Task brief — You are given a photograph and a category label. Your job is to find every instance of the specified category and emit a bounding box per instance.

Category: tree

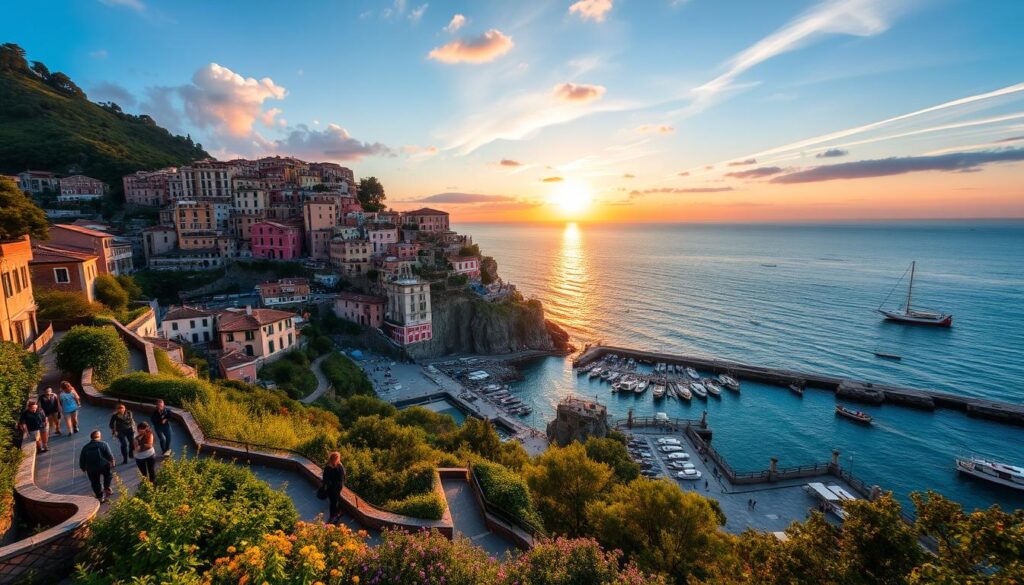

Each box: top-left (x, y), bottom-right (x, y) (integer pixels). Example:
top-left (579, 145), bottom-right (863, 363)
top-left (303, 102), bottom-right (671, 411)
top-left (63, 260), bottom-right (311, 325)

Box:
top-left (837, 493), bottom-right (922, 585)
top-left (585, 437), bottom-right (640, 483)
top-left (0, 341), bottom-right (41, 432)
top-left (587, 478), bottom-right (739, 584)
top-left (0, 177), bottom-right (48, 242)
top-left (55, 325), bottom-right (129, 384)
top-left (525, 442), bottom-right (613, 536)
top-left (94, 274), bottom-right (130, 310)
top-left (34, 288), bottom-right (104, 320)
top-left (356, 176), bottom-right (386, 212)
top-left (739, 512), bottom-right (841, 585)
top-left (115, 274), bottom-right (143, 300)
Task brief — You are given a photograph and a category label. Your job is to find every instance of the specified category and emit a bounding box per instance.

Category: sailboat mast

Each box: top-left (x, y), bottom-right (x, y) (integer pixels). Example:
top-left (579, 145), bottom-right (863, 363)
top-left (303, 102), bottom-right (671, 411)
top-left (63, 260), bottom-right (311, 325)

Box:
top-left (905, 261), bottom-right (915, 314)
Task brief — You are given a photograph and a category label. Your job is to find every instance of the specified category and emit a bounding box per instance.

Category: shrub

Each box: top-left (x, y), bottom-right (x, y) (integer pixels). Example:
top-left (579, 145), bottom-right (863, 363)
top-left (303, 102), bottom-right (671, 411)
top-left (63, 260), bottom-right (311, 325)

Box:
top-left (153, 348), bottom-right (184, 378)
top-left (354, 529), bottom-right (499, 585)
top-left (0, 341), bottom-right (38, 524)
top-left (189, 391), bottom-right (340, 450)
top-left (115, 274), bottom-right (143, 300)
top-left (0, 177), bottom-right (48, 241)
top-left (105, 372), bottom-right (210, 405)
top-left (504, 537), bottom-right (666, 585)
top-left (318, 394), bottom-right (396, 426)
top-left (474, 461), bottom-right (544, 533)
top-left (320, 352), bottom-right (374, 398)
top-left (55, 325), bottom-right (129, 384)
top-left (258, 351), bottom-right (318, 399)
top-left (384, 491), bottom-right (447, 520)
top-left (94, 274), bottom-right (129, 310)
top-left (34, 288), bottom-right (102, 321)
top-left (77, 457), bottom-right (297, 585)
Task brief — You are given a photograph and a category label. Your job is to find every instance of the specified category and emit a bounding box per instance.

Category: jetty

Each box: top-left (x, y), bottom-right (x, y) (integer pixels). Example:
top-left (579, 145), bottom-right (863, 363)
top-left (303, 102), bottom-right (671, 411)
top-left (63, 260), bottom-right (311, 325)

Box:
top-left (574, 344), bottom-right (1024, 427)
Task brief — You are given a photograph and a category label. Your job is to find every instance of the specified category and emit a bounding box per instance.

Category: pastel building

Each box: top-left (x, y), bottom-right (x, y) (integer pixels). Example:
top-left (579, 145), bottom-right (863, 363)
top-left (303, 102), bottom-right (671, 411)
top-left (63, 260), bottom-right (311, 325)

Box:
top-left (251, 221), bottom-right (302, 260)
top-left (28, 244), bottom-right (100, 302)
top-left (49, 224), bottom-right (134, 275)
top-left (449, 255), bottom-right (481, 278)
top-left (217, 306), bottom-right (297, 359)
top-left (123, 168), bottom-right (175, 207)
top-left (303, 195), bottom-right (339, 261)
top-left (0, 237), bottom-right (42, 349)
top-left (17, 170), bottom-right (60, 194)
top-left (402, 208), bottom-right (450, 233)
top-left (334, 291), bottom-right (386, 328)
top-left (161, 305), bottom-right (216, 344)
top-left (329, 238), bottom-right (371, 274)
top-left (58, 175), bottom-right (107, 202)
top-left (142, 226), bottom-right (177, 264)
top-left (367, 225), bottom-right (399, 255)
top-left (257, 278), bottom-right (311, 306)
top-left (383, 276), bottom-right (432, 346)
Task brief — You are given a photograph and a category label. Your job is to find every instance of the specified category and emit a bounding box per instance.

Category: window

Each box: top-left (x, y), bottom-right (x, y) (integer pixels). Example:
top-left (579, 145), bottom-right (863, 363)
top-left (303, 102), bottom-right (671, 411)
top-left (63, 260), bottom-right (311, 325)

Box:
top-left (245, 331), bottom-right (255, 341)
top-left (269, 339), bottom-right (275, 353)
top-left (192, 333), bottom-right (198, 343)
top-left (226, 332), bottom-right (235, 342)
top-left (19, 267), bottom-right (28, 289)
top-left (172, 322), bottom-right (179, 331)
top-left (53, 268), bottom-right (70, 284)
top-left (202, 318), bottom-right (208, 326)
top-left (189, 320), bottom-right (196, 328)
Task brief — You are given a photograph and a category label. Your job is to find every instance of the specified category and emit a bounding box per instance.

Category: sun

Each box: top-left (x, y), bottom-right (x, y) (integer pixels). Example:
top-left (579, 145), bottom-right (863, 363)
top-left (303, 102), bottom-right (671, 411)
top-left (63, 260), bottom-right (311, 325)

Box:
top-left (551, 180), bottom-right (593, 217)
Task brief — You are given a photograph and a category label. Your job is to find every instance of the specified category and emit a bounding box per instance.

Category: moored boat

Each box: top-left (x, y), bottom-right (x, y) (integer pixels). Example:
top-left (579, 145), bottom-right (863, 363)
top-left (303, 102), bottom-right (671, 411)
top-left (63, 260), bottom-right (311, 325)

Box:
top-left (589, 367), bottom-right (603, 378)
top-left (673, 382), bottom-right (692, 400)
top-left (635, 380), bottom-right (649, 394)
top-left (835, 405), bottom-right (872, 424)
top-left (718, 374), bottom-right (740, 391)
top-left (789, 383), bottom-right (804, 397)
top-left (686, 367), bottom-right (700, 380)
top-left (877, 261), bottom-right (953, 327)
top-left (955, 456), bottom-right (1024, 491)
top-left (704, 380), bottom-right (722, 397)
top-left (652, 384), bottom-right (666, 399)
top-left (690, 382), bottom-right (707, 399)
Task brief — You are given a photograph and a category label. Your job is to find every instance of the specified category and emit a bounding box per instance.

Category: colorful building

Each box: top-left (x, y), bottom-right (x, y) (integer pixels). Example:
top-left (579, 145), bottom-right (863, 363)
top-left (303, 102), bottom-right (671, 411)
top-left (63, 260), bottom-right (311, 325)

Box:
top-left (160, 305), bottom-right (216, 344)
top-left (402, 208), bottom-right (450, 232)
top-left (49, 224), bottom-right (134, 275)
top-left (334, 291), bottom-right (386, 328)
top-left (217, 306), bottom-right (298, 359)
top-left (367, 225), bottom-right (399, 255)
top-left (257, 278), bottom-right (311, 306)
top-left (383, 276), bottom-right (432, 346)
top-left (123, 168), bottom-right (175, 207)
top-left (57, 175), bottom-right (107, 202)
top-left (251, 221), bottom-right (303, 260)
top-left (329, 238), bottom-right (371, 274)
top-left (0, 237), bottom-right (42, 349)
top-left (449, 255), bottom-right (481, 278)
top-left (17, 170), bottom-right (59, 194)
top-left (28, 244), bottom-right (100, 302)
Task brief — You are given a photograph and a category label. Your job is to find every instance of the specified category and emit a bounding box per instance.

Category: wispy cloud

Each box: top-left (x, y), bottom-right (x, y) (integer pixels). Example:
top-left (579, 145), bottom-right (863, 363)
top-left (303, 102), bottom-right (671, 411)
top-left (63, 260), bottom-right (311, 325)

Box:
top-left (89, 49), bottom-right (108, 59)
top-left (553, 82), bottom-right (606, 103)
top-left (569, 0), bottom-right (613, 22)
top-left (428, 29), bottom-right (514, 64)
top-left (274, 123), bottom-right (391, 162)
top-left (414, 192), bottom-right (515, 204)
top-left (727, 158), bottom-right (757, 166)
top-left (816, 148), bottom-right (848, 158)
top-left (99, 0), bottom-right (144, 11)
top-left (90, 81), bottom-right (137, 107)
top-left (631, 187), bottom-right (734, 197)
top-left (636, 124), bottom-right (675, 134)
top-left (408, 3), bottom-right (428, 22)
top-left (772, 149), bottom-right (1024, 183)
top-left (499, 159), bottom-right (523, 167)
top-left (444, 13), bottom-right (466, 33)
top-left (725, 166), bottom-right (784, 179)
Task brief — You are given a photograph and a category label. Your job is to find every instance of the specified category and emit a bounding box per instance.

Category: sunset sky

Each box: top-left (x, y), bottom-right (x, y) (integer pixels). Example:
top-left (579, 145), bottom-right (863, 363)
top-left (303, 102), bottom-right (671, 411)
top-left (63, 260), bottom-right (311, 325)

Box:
top-left (4, 0), bottom-right (1024, 222)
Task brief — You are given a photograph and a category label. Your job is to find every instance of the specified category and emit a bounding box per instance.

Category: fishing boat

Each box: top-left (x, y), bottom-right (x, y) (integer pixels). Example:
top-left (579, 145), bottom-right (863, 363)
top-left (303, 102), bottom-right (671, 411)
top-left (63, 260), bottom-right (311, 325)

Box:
top-left (690, 382), bottom-right (708, 399)
top-left (635, 380), bottom-right (649, 394)
top-left (788, 383), bottom-right (804, 397)
top-left (718, 374), bottom-right (740, 391)
top-left (955, 456), bottom-right (1024, 491)
top-left (652, 384), bottom-right (666, 399)
top-left (673, 382), bottom-right (692, 401)
top-left (877, 261), bottom-right (953, 327)
top-left (620, 378), bottom-right (637, 393)
top-left (705, 380), bottom-right (723, 397)
top-left (835, 405), bottom-right (872, 424)
top-left (608, 372), bottom-right (620, 382)
top-left (686, 367), bottom-right (700, 380)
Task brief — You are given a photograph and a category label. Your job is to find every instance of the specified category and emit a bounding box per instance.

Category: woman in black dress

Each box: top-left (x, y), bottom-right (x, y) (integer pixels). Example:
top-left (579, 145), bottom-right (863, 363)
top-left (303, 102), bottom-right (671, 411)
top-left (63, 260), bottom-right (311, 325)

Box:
top-left (322, 451), bottom-right (346, 524)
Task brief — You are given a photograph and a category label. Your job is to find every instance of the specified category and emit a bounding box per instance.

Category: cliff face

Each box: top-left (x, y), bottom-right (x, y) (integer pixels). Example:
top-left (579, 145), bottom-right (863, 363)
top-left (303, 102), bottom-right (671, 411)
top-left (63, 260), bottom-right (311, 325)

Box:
top-left (406, 292), bottom-right (569, 359)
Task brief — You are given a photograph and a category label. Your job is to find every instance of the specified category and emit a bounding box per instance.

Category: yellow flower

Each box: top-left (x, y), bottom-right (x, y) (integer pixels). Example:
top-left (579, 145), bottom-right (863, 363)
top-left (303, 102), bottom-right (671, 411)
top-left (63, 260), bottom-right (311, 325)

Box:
top-left (227, 546), bottom-right (237, 554)
top-left (352, 577), bottom-right (360, 584)
top-left (330, 569), bottom-right (342, 578)
top-left (138, 531), bottom-right (148, 542)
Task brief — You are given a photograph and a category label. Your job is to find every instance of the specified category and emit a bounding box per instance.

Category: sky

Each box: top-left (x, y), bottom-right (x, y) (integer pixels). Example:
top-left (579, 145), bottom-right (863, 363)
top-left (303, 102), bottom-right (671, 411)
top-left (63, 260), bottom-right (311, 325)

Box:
top-left (4, 0), bottom-right (1024, 222)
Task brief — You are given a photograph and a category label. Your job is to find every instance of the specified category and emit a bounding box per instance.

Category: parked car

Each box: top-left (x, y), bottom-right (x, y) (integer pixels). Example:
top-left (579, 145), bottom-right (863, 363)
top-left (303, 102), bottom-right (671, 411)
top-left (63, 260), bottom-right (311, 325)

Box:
top-left (657, 438), bottom-right (682, 445)
top-left (660, 445), bottom-right (684, 453)
top-left (676, 468), bottom-right (702, 480)
top-left (666, 452), bottom-right (691, 460)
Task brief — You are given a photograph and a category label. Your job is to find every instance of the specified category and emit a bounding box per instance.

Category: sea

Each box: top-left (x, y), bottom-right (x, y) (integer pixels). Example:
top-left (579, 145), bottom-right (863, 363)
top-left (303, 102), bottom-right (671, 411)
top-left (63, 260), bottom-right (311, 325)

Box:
top-left (457, 221), bottom-right (1024, 513)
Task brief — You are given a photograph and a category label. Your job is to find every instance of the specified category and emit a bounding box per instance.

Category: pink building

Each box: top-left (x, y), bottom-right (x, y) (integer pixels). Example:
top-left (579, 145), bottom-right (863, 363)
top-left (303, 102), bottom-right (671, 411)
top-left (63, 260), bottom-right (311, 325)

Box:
top-left (123, 168), bottom-right (175, 207)
top-left (395, 242), bottom-right (419, 260)
top-left (402, 208), bottom-right (450, 232)
top-left (251, 221), bottom-right (302, 260)
top-left (449, 255), bottom-right (480, 278)
top-left (58, 175), bottom-right (107, 202)
top-left (334, 291), bottom-right (385, 328)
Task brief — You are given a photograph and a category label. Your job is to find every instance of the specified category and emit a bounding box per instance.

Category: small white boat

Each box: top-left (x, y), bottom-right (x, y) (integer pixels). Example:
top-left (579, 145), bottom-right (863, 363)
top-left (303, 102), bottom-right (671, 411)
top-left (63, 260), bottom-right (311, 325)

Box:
top-left (608, 372), bottom-right (620, 382)
top-left (601, 370), bottom-right (613, 380)
top-left (652, 384), bottom-right (666, 399)
top-left (589, 367), bottom-right (603, 378)
top-left (718, 374), bottom-right (740, 391)
top-left (673, 382), bottom-right (692, 401)
top-left (686, 367), bottom-right (700, 380)
top-left (690, 382), bottom-right (707, 399)
top-left (704, 380), bottom-right (722, 397)
top-left (956, 456), bottom-right (1024, 491)
top-left (635, 380), bottom-right (649, 394)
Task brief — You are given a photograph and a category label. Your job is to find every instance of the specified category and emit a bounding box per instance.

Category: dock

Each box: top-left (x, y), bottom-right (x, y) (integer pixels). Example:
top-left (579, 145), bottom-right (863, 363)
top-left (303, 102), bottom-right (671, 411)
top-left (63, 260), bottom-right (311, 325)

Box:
top-left (574, 344), bottom-right (1024, 427)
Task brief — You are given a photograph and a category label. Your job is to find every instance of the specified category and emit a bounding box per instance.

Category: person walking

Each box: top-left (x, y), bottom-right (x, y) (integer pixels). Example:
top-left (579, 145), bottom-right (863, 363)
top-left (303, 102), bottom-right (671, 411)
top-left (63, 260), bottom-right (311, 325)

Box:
top-left (109, 402), bottom-right (136, 465)
top-left (150, 399), bottom-right (172, 456)
top-left (321, 451), bottom-right (346, 524)
top-left (38, 387), bottom-right (61, 437)
top-left (133, 422), bottom-right (157, 484)
top-left (19, 400), bottom-right (48, 453)
top-left (79, 430), bottom-right (115, 502)
top-left (59, 381), bottom-right (81, 434)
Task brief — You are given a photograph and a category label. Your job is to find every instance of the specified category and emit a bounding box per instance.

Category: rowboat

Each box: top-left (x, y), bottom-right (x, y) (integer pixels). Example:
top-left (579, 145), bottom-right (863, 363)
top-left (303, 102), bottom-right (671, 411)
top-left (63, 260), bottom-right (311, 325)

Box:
top-left (652, 384), bottom-right (666, 399)
top-left (704, 380), bottom-right (722, 397)
top-left (789, 383), bottom-right (804, 397)
top-left (690, 382), bottom-right (707, 399)
top-left (686, 367), bottom-right (700, 380)
top-left (835, 405), bottom-right (872, 424)
top-left (717, 374), bottom-right (740, 391)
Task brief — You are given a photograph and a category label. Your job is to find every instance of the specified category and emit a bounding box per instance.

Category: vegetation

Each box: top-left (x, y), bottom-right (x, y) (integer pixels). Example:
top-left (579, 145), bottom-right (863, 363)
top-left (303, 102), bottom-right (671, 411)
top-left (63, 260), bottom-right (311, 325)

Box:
top-left (76, 457), bottom-right (296, 585)
top-left (584, 436), bottom-right (641, 483)
top-left (473, 461), bottom-right (544, 532)
top-left (94, 274), bottom-right (130, 310)
top-left (356, 176), bottom-right (386, 212)
top-left (54, 325), bottom-right (129, 384)
top-left (258, 350), bottom-right (319, 399)
top-left (153, 348), bottom-right (185, 378)
top-left (320, 351), bottom-right (374, 398)
top-left (132, 268), bottom-right (224, 305)
top-left (320, 309), bottom-right (362, 335)
top-left (34, 289), bottom-right (104, 321)
top-left (0, 341), bottom-right (42, 525)
top-left (0, 177), bottom-right (48, 241)
top-left (183, 344), bottom-right (210, 379)
top-left (459, 243), bottom-right (481, 257)
top-left (0, 44), bottom-right (208, 199)
top-left (107, 372), bottom-right (210, 405)
top-left (525, 442), bottom-right (614, 537)
top-left (382, 490), bottom-right (448, 520)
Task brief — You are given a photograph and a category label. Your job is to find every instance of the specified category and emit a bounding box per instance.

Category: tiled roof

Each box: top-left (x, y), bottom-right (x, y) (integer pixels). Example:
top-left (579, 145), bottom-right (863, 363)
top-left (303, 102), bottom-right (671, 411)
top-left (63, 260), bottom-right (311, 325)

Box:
top-left (219, 350), bottom-right (258, 370)
top-left (145, 336), bottom-right (182, 352)
top-left (29, 244), bottom-right (97, 264)
top-left (163, 305), bottom-right (215, 321)
top-left (404, 207), bottom-right (449, 216)
top-left (52, 223), bottom-right (112, 239)
top-left (337, 291), bottom-right (386, 304)
top-left (217, 307), bottom-right (296, 332)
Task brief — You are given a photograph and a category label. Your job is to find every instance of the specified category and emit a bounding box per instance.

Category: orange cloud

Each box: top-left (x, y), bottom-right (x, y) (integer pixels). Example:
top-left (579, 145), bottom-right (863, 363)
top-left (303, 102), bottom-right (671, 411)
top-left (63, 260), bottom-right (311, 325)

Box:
top-left (180, 63), bottom-right (286, 137)
top-left (445, 14), bottom-right (466, 33)
top-left (428, 29), bottom-right (514, 64)
top-left (636, 124), bottom-right (675, 134)
top-left (552, 82), bottom-right (606, 102)
top-left (569, 0), bottom-right (613, 22)
top-left (542, 176), bottom-right (564, 182)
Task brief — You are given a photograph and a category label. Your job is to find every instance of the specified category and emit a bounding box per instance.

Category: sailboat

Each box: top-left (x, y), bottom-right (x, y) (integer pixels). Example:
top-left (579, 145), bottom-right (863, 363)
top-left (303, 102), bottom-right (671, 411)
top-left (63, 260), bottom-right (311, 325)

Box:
top-left (877, 261), bottom-right (952, 327)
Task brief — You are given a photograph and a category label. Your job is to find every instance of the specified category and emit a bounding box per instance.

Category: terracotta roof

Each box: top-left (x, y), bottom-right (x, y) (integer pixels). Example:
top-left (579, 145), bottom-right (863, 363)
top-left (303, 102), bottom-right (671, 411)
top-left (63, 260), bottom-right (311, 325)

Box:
top-left (219, 350), bottom-right (258, 371)
top-left (52, 223), bottom-right (112, 239)
top-left (163, 305), bottom-right (215, 321)
top-left (337, 291), bottom-right (386, 304)
top-left (216, 307), bottom-right (296, 332)
top-left (29, 244), bottom-right (97, 264)
top-left (404, 208), bottom-right (449, 216)
top-left (142, 225), bottom-right (176, 232)
top-left (145, 336), bottom-right (183, 352)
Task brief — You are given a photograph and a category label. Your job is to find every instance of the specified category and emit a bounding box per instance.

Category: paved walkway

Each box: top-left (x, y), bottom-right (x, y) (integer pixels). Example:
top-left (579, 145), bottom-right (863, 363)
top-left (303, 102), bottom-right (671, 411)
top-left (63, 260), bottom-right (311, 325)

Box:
top-left (442, 478), bottom-right (516, 558)
top-left (299, 354), bottom-right (331, 404)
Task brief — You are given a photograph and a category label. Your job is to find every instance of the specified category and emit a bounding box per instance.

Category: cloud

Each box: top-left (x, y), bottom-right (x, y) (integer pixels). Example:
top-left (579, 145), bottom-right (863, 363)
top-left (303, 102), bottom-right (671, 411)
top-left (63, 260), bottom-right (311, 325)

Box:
top-left (569, 0), bottom-right (613, 22)
top-left (138, 86), bottom-right (181, 132)
top-left (179, 63), bottom-right (286, 137)
top-left (552, 82), bottom-right (606, 103)
top-left (260, 107), bottom-right (285, 128)
top-left (542, 176), bottom-right (564, 182)
top-left (816, 148), bottom-right (848, 158)
top-left (725, 166), bottom-right (784, 179)
top-left (630, 187), bottom-right (734, 197)
top-left (415, 192), bottom-right (516, 204)
top-left (274, 123), bottom-right (392, 161)
top-left (89, 49), bottom-right (108, 59)
top-left (428, 29), bottom-right (514, 64)
top-left (771, 149), bottom-right (1024, 184)
top-left (444, 13), bottom-right (466, 33)
top-left (636, 124), bottom-right (675, 134)
top-left (499, 159), bottom-right (523, 167)
top-left (997, 135), bottom-right (1024, 143)
top-left (678, 171), bottom-right (690, 177)
top-left (409, 3), bottom-right (428, 22)
top-left (99, 0), bottom-right (144, 11)
top-left (90, 81), bottom-right (137, 108)
top-left (727, 158), bottom-right (757, 166)
top-left (623, 173), bottom-right (635, 178)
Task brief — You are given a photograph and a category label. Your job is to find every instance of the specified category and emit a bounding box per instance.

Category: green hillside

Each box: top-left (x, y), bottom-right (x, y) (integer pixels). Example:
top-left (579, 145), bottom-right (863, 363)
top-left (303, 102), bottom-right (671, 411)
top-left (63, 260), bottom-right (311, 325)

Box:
top-left (0, 43), bottom-right (207, 197)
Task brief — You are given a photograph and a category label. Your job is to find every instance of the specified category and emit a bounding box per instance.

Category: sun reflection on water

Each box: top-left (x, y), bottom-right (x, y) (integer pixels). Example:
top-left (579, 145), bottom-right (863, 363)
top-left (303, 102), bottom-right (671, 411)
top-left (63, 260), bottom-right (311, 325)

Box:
top-left (546, 222), bottom-right (591, 337)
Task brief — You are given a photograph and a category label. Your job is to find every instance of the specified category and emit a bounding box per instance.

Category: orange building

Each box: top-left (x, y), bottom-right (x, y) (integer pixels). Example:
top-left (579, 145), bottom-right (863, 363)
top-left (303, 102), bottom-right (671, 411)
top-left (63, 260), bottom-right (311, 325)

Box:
top-left (29, 244), bottom-right (100, 302)
top-left (0, 236), bottom-right (41, 349)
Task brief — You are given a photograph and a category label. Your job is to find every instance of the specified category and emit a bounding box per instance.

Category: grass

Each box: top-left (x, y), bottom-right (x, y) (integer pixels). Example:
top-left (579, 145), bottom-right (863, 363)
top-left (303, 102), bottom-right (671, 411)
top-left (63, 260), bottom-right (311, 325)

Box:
top-left (153, 348), bottom-right (185, 378)
top-left (188, 391), bottom-right (339, 451)
top-left (320, 351), bottom-right (375, 398)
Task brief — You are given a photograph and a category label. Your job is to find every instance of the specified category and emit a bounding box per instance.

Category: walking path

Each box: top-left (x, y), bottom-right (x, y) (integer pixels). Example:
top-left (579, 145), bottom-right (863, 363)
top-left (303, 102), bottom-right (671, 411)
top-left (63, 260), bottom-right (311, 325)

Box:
top-left (441, 478), bottom-right (516, 558)
top-left (300, 354), bottom-right (331, 404)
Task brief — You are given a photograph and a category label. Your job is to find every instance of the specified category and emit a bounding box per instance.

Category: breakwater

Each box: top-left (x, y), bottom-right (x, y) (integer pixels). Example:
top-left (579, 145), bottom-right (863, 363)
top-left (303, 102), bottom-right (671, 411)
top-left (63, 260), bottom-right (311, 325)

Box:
top-left (574, 344), bottom-right (1024, 427)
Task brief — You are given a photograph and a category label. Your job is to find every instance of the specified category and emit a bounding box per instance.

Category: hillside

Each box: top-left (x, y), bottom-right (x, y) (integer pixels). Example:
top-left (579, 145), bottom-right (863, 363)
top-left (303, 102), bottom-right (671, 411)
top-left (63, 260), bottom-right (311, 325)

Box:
top-left (0, 43), bottom-right (207, 196)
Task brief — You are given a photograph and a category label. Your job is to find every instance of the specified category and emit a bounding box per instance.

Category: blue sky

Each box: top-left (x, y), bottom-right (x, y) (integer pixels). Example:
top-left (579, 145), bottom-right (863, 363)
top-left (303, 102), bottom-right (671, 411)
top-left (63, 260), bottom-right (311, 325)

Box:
top-left (4, 0), bottom-right (1024, 221)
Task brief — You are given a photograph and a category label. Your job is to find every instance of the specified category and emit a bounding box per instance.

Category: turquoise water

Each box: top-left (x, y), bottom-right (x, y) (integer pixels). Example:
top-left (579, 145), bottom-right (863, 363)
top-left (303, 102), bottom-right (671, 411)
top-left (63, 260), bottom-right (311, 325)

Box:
top-left (459, 221), bottom-right (1024, 513)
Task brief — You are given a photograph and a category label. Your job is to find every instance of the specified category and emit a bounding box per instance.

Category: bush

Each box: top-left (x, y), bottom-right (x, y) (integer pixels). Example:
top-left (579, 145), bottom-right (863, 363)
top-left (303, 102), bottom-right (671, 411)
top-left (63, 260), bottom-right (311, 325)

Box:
top-left (115, 274), bottom-right (143, 300)
top-left (34, 288), bottom-right (102, 321)
top-left (55, 325), bottom-right (129, 384)
top-left (474, 461), bottom-right (544, 532)
top-left (354, 529), bottom-right (499, 585)
top-left (153, 348), bottom-right (184, 378)
top-left (77, 457), bottom-right (297, 585)
top-left (0, 177), bottom-right (48, 241)
top-left (105, 372), bottom-right (210, 406)
top-left (384, 491), bottom-right (447, 520)
top-left (0, 341), bottom-right (41, 430)
top-left (320, 352), bottom-right (374, 398)
top-left (94, 274), bottom-right (129, 310)
top-left (190, 391), bottom-right (340, 450)
top-left (258, 351), bottom-right (318, 399)
top-left (504, 537), bottom-right (666, 585)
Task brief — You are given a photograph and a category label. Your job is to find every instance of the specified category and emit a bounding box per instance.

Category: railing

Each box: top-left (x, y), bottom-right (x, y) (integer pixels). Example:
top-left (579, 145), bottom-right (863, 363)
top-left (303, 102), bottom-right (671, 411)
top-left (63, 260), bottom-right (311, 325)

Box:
top-left (469, 465), bottom-right (544, 539)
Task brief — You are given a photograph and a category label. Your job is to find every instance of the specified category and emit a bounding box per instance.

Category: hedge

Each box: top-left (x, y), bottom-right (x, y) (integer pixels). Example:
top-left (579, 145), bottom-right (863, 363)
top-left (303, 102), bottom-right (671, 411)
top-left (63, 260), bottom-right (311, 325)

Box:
top-left (0, 341), bottom-right (41, 530)
top-left (55, 325), bottom-right (129, 385)
top-left (383, 491), bottom-right (447, 521)
top-left (474, 461), bottom-right (545, 533)
top-left (153, 348), bottom-right (185, 378)
top-left (105, 372), bottom-right (211, 406)
top-left (257, 350), bottom-right (317, 399)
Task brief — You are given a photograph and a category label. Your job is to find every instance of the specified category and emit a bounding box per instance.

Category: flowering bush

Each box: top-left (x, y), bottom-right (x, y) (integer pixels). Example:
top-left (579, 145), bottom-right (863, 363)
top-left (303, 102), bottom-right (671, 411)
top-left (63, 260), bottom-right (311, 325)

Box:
top-left (205, 521), bottom-right (369, 585)
top-left (77, 457), bottom-right (297, 584)
top-left (504, 537), bottom-right (667, 585)
top-left (353, 529), bottom-right (500, 585)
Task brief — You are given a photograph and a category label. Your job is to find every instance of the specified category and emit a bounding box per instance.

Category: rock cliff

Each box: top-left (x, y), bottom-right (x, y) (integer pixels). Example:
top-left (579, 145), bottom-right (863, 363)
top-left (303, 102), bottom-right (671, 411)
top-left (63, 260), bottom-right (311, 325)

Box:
top-left (406, 291), bottom-right (571, 359)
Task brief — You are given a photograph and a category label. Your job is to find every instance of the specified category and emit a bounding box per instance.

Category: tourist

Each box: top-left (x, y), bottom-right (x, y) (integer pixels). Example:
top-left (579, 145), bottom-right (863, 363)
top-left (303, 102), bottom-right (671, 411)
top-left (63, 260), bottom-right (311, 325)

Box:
top-left (133, 422), bottom-right (158, 484)
top-left (109, 402), bottom-right (136, 465)
top-left (38, 387), bottom-right (61, 437)
top-left (18, 400), bottom-right (48, 453)
top-left (321, 451), bottom-right (347, 524)
top-left (59, 381), bottom-right (81, 434)
top-left (150, 399), bottom-right (172, 456)
top-left (79, 430), bottom-right (115, 503)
